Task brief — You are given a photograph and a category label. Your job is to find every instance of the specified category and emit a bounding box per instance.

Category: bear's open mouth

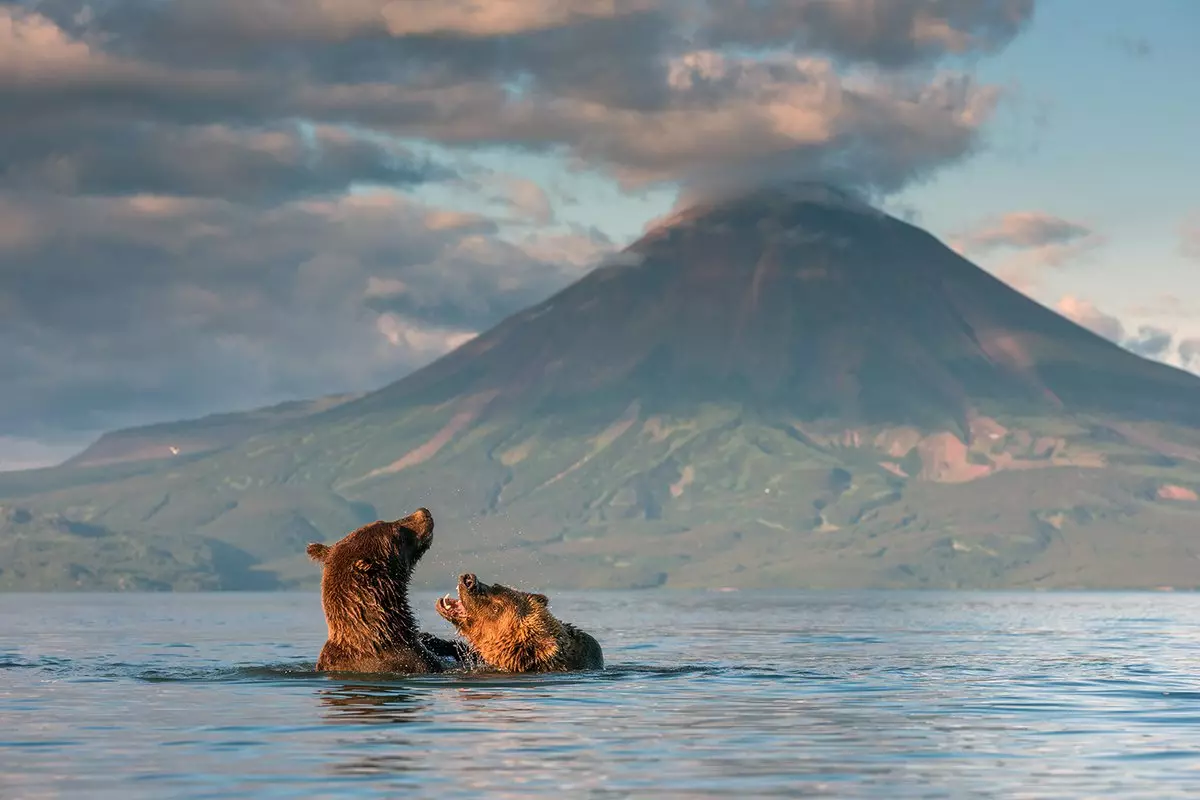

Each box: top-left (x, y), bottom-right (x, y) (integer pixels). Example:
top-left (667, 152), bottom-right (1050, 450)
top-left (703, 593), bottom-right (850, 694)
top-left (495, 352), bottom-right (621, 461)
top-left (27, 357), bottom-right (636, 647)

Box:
top-left (437, 593), bottom-right (466, 621)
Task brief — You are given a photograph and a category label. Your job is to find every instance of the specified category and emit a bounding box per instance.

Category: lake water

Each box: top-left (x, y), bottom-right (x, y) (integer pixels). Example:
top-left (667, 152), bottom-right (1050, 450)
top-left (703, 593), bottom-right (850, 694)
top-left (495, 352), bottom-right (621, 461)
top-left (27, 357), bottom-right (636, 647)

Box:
top-left (2, 591), bottom-right (1199, 798)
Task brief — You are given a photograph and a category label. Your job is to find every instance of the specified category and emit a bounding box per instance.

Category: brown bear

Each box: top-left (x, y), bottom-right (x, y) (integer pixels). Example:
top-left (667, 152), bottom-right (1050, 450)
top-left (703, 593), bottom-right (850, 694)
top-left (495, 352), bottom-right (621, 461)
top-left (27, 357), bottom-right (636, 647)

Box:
top-left (435, 572), bottom-right (604, 672)
top-left (306, 507), bottom-right (465, 673)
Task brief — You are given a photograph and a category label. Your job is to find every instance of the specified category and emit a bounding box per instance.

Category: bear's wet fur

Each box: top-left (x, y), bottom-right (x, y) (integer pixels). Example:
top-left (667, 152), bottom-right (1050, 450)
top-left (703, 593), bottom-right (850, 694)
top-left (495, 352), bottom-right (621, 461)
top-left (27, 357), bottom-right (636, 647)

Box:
top-left (435, 573), bottom-right (604, 672)
top-left (307, 507), bottom-right (464, 673)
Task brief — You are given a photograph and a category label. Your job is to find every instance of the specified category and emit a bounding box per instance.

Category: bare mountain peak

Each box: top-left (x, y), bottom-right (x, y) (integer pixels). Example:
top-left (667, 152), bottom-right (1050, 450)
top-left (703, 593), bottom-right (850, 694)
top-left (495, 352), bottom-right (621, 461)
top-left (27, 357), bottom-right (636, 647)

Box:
top-left (720, 181), bottom-right (881, 215)
top-left (652, 181), bottom-right (885, 234)
top-left (370, 182), bottom-right (1200, 431)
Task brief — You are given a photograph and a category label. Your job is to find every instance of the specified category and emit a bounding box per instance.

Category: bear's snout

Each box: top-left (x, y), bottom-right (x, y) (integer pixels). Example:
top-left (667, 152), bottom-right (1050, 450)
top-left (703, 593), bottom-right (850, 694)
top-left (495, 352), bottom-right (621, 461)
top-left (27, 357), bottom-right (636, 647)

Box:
top-left (403, 507), bottom-right (434, 539)
top-left (460, 573), bottom-right (477, 592)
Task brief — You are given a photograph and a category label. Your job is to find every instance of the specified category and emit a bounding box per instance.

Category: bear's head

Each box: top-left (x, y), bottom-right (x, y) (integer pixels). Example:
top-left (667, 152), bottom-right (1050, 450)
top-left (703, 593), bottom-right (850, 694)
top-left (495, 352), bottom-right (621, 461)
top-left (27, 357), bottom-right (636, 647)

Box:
top-left (307, 507), bottom-right (435, 647)
top-left (436, 572), bottom-right (558, 670)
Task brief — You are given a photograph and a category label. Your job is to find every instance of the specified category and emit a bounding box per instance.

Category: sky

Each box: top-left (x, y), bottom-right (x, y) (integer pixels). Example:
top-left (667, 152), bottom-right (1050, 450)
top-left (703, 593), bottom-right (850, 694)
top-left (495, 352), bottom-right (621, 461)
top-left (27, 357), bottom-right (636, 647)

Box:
top-left (1, 0), bottom-right (1198, 470)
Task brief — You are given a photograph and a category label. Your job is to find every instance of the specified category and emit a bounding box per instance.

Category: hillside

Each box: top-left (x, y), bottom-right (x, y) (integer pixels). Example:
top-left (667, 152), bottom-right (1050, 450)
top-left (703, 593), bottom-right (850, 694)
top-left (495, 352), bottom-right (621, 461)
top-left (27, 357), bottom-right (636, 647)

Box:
top-left (5, 183), bottom-right (1200, 591)
top-left (64, 393), bottom-right (361, 469)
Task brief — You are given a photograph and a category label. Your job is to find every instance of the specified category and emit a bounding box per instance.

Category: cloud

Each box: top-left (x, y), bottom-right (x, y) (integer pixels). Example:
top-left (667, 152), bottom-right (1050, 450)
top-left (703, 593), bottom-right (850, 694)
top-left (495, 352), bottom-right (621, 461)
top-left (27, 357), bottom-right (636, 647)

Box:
top-left (65, 0), bottom-right (1033, 63)
top-left (1181, 213), bottom-right (1200, 261)
top-left (955, 211), bottom-right (1103, 290)
top-left (597, 57), bottom-right (1002, 193)
top-left (1124, 325), bottom-right (1174, 359)
top-left (75, 0), bottom-right (1033, 62)
top-left (0, 121), bottom-right (451, 202)
top-left (4, 2), bottom-right (1029, 196)
top-left (0, 196), bottom-right (39, 251)
top-left (374, 314), bottom-right (478, 354)
top-left (1129, 294), bottom-right (1192, 319)
top-left (0, 188), bottom-right (602, 440)
top-left (487, 175), bottom-right (556, 224)
top-left (518, 225), bottom-right (614, 266)
top-left (0, 8), bottom-right (456, 204)
top-left (700, 0), bottom-right (1034, 67)
top-left (1056, 295), bottom-right (1197, 369)
top-left (93, 0), bottom-right (653, 43)
top-left (954, 211), bottom-right (1093, 253)
top-left (1056, 296), bottom-right (1125, 343)
top-left (360, 226), bottom-right (608, 329)
top-left (0, 437), bottom-right (87, 472)
top-left (1180, 338), bottom-right (1200, 371)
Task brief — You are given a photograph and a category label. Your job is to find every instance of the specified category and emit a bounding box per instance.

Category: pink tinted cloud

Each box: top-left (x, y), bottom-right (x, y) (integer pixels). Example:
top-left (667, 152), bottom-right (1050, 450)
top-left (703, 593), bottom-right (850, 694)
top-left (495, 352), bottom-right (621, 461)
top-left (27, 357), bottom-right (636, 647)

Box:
top-left (1181, 213), bottom-right (1200, 261)
top-left (1056, 295), bottom-right (1125, 342)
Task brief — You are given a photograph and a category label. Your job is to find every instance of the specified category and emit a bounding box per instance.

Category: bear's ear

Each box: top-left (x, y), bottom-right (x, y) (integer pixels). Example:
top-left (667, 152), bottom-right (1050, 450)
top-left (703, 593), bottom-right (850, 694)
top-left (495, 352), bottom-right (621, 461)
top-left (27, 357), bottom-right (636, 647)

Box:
top-left (530, 593), bottom-right (549, 608)
top-left (353, 558), bottom-right (373, 574)
top-left (307, 543), bottom-right (330, 563)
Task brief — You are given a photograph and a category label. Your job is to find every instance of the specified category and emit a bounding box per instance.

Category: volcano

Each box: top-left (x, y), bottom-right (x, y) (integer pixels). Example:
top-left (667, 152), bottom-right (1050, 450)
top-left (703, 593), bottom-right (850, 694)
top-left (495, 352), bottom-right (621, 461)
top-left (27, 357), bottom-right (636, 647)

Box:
top-left (357, 183), bottom-right (1200, 430)
top-left (7, 183), bottom-right (1200, 591)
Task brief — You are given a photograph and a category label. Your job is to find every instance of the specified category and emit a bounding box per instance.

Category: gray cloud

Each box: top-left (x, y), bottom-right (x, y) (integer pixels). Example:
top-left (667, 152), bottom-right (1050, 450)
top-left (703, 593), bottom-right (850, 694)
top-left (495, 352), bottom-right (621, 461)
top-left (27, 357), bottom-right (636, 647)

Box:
top-left (1055, 296), bottom-right (1197, 370)
top-left (361, 226), bottom-right (610, 329)
top-left (79, 0), bottom-right (657, 44)
top-left (701, 0), bottom-right (1034, 66)
top-left (3, 2), bottom-right (1027, 195)
top-left (0, 121), bottom-right (450, 202)
top-left (581, 63), bottom-right (1001, 194)
top-left (55, 0), bottom-right (1033, 60)
top-left (1180, 338), bottom-right (1200, 371)
top-left (0, 436), bottom-right (86, 472)
top-left (73, 0), bottom-right (1033, 68)
top-left (0, 189), bottom-right (600, 440)
top-left (1124, 325), bottom-right (1174, 360)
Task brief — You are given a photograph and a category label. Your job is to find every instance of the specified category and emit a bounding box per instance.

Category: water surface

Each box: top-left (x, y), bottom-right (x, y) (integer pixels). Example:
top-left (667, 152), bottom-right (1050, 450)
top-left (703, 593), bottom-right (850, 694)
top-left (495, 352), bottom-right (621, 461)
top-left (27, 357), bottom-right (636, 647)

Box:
top-left (2, 590), bottom-right (1199, 798)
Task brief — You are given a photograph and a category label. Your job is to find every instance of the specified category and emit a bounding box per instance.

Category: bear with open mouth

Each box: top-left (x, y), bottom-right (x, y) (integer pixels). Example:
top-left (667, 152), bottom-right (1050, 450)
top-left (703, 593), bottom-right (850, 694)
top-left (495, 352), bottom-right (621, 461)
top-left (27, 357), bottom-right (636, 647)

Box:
top-left (435, 573), bottom-right (604, 672)
top-left (307, 507), bottom-right (466, 673)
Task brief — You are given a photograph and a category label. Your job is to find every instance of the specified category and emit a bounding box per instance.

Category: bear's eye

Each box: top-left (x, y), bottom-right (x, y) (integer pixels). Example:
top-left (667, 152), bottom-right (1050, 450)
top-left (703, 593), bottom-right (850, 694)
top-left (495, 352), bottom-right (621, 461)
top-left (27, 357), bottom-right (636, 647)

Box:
top-left (486, 597), bottom-right (508, 614)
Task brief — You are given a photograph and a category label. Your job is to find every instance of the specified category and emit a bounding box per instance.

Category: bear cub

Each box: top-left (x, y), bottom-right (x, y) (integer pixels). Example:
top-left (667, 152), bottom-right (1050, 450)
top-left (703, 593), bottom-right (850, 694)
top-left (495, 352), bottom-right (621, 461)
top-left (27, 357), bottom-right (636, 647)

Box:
top-left (436, 572), bottom-right (603, 672)
top-left (307, 507), bottom-right (463, 673)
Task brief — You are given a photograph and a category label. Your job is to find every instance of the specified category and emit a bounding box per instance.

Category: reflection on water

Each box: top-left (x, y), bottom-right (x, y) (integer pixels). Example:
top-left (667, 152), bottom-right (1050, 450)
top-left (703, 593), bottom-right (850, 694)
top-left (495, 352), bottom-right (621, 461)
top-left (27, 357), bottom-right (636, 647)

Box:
top-left (1, 590), bottom-right (1200, 798)
top-left (319, 684), bottom-right (426, 725)
top-left (319, 686), bottom-right (425, 778)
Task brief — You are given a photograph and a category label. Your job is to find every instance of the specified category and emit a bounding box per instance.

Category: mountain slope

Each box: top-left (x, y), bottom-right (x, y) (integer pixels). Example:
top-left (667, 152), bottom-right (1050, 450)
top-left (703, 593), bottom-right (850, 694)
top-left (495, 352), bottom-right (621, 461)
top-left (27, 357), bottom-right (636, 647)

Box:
top-left (6, 183), bottom-right (1200, 591)
top-left (348, 183), bottom-right (1200, 428)
top-left (64, 393), bottom-right (360, 469)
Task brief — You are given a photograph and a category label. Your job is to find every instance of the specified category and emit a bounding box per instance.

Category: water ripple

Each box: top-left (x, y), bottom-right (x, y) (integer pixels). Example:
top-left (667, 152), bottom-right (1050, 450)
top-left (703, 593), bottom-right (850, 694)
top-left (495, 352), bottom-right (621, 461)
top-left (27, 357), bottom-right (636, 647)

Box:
top-left (1, 590), bottom-right (1199, 798)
